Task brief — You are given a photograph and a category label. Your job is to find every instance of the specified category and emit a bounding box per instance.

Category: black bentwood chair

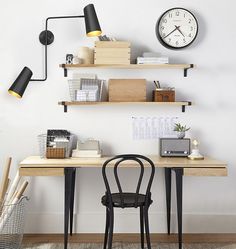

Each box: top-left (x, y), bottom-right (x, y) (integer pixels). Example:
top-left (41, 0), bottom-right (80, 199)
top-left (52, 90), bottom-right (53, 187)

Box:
top-left (101, 154), bottom-right (155, 249)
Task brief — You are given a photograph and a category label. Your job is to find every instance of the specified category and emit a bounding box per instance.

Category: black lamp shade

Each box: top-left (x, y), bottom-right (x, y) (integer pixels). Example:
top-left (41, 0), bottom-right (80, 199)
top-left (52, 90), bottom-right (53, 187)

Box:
top-left (8, 67), bottom-right (33, 98)
top-left (84, 4), bottom-right (102, 37)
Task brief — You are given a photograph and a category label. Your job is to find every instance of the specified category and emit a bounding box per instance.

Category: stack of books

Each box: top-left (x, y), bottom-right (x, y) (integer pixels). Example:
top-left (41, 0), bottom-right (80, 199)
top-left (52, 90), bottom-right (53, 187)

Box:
top-left (137, 52), bottom-right (169, 64)
top-left (94, 41), bottom-right (131, 65)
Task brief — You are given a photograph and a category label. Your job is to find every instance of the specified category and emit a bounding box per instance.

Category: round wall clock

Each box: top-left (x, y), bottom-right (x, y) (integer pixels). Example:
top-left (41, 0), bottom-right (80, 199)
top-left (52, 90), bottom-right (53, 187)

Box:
top-left (156, 7), bottom-right (198, 49)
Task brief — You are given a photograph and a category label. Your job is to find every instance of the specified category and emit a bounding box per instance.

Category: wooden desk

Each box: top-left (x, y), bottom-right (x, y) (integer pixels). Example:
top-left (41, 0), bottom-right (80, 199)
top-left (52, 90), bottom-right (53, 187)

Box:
top-left (19, 155), bottom-right (227, 249)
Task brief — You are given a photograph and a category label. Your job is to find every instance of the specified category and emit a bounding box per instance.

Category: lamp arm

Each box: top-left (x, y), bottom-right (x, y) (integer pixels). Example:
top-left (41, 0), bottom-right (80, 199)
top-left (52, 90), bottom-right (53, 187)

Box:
top-left (30, 15), bottom-right (85, 82)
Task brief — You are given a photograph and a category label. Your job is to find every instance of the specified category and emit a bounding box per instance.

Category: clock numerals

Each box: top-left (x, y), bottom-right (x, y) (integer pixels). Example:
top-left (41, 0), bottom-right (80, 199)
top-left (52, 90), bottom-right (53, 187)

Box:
top-left (169, 13), bottom-right (172, 18)
top-left (189, 19), bottom-right (192, 24)
top-left (176, 11), bottom-right (180, 16)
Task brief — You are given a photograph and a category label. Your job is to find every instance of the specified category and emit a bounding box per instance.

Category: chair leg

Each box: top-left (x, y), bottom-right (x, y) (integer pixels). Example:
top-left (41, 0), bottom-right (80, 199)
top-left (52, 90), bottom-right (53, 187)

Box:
top-left (107, 206), bottom-right (114, 249)
top-left (144, 206), bottom-right (151, 249)
top-left (103, 207), bottom-right (110, 249)
top-left (140, 206), bottom-right (144, 249)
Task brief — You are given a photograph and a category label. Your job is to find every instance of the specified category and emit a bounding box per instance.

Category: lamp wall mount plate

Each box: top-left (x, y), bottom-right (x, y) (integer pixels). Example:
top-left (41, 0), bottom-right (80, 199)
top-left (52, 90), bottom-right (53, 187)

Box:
top-left (39, 30), bottom-right (54, 45)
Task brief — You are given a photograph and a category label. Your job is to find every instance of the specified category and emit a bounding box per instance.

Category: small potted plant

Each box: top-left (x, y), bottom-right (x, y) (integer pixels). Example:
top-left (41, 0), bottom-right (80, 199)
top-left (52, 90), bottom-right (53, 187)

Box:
top-left (173, 123), bottom-right (190, 139)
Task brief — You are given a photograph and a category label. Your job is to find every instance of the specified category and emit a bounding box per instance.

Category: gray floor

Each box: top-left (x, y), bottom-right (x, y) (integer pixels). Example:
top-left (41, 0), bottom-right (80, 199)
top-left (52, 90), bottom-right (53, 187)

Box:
top-left (22, 243), bottom-right (236, 249)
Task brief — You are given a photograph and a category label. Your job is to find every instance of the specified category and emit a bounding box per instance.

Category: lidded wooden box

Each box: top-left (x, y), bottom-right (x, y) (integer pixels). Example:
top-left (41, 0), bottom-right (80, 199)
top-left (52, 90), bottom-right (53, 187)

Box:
top-left (94, 41), bottom-right (131, 65)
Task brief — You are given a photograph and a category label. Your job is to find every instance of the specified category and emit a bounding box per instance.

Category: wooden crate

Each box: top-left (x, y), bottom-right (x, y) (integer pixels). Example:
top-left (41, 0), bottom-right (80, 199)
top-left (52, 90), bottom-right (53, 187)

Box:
top-left (95, 41), bottom-right (131, 65)
top-left (109, 79), bottom-right (146, 102)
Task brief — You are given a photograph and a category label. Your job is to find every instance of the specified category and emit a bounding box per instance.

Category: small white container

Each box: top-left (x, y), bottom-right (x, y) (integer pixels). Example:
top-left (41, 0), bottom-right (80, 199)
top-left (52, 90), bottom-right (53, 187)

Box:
top-left (78, 47), bottom-right (94, 64)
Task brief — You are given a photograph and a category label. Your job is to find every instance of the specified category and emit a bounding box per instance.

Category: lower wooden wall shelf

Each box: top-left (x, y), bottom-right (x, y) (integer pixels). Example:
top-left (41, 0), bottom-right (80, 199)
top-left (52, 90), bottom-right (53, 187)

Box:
top-left (58, 101), bottom-right (192, 113)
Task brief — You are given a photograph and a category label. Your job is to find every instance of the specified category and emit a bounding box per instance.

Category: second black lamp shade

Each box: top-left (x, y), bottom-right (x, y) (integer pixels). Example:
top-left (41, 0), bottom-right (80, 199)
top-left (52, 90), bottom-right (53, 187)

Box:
top-left (84, 4), bottom-right (102, 37)
top-left (8, 67), bottom-right (33, 98)
top-left (8, 4), bottom-right (102, 98)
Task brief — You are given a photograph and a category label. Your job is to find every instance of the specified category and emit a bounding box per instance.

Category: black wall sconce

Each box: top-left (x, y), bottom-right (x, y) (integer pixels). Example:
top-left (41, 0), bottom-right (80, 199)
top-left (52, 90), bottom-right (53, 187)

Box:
top-left (8, 4), bottom-right (102, 98)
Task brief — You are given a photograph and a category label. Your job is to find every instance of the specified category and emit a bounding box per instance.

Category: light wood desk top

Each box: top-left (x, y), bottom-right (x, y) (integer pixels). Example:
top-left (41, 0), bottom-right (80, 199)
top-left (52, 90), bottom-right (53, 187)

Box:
top-left (19, 156), bottom-right (227, 177)
top-left (19, 155), bottom-right (227, 168)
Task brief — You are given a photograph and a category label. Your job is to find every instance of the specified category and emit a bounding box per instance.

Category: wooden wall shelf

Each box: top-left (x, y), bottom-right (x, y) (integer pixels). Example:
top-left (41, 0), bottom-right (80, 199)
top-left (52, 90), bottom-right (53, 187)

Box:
top-left (59, 63), bottom-right (194, 77)
top-left (58, 101), bottom-right (192, 113)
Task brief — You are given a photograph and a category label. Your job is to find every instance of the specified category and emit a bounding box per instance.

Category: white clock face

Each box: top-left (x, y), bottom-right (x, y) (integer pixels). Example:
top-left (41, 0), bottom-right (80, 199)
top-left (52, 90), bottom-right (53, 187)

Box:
top-left (157, 8), bottom-right (198, 49)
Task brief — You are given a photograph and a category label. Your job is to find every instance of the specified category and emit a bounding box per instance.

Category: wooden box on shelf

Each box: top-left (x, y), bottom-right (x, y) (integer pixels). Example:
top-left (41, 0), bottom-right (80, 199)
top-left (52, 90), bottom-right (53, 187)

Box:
top-left (109, 79), bottom-right (146, 102)
top-left (94, 41), bottom-right (131, 65)
top-left (153, 89), bottom-right (175, 102)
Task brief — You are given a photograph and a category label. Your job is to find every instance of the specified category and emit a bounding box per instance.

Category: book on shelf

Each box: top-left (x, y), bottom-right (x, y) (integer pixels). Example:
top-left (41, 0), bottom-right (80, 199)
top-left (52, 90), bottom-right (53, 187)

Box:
top-left (137, 56), bottom-right (169, 64)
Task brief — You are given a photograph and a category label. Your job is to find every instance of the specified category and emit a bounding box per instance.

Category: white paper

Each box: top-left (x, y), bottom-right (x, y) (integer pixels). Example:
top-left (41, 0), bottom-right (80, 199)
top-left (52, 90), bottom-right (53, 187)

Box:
top-left (132, 116), bottom-right (178, 140)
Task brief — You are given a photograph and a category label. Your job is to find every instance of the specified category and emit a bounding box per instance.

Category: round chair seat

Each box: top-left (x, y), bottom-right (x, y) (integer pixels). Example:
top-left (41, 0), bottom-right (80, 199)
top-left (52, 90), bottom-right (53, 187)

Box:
top-left (101, 192), bottom-right (153, 208)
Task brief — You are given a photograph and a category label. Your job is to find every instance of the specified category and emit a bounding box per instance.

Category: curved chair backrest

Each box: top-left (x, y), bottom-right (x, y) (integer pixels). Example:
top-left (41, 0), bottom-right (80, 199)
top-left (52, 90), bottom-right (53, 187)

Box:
top-left (102, 154), bottom-right (155, 208)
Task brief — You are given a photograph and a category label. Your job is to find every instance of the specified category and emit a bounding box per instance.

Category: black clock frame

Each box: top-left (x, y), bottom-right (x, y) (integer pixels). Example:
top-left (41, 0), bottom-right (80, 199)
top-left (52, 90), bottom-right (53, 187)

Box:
top-left (156, 7), bottom-right (199, 50)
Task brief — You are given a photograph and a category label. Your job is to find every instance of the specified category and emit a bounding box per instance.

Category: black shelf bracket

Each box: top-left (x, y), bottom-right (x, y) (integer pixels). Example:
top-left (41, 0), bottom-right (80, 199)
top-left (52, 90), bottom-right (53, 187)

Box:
top-left (61, 64), bottom-right (68, 77)
top-left (61, 102), bottom-right (68, 112)
top-left (182, 102), bottom-right (192, 112)
top-left (184, 64), bottom-right (194, 77)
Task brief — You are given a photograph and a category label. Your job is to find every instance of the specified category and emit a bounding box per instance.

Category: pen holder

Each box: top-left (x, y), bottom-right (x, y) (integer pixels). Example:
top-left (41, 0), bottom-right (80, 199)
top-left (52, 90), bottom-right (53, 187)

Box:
top-left (153, 89), bottom-right (175, 102)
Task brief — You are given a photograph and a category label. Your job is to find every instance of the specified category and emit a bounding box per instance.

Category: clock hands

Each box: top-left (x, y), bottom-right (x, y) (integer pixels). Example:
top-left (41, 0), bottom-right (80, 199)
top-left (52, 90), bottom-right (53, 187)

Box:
top-left (163, 25), bottom-right (184, 39)
top-left (175, 25), bottom-right (185, 37)
top-left (163, 26), bottom-right (179, 39)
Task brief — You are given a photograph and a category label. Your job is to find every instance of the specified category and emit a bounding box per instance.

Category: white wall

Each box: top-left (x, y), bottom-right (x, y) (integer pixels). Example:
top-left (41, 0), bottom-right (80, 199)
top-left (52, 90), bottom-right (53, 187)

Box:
top-left (1, 0), bottom-right (236, 233)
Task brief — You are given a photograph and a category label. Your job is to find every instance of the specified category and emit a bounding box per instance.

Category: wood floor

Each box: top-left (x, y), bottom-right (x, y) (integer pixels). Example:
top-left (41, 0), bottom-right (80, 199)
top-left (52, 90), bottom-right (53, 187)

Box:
top-left (22, 242), bottom-right (236, 249)
top-left (22, 233), bottom-right (236, 244)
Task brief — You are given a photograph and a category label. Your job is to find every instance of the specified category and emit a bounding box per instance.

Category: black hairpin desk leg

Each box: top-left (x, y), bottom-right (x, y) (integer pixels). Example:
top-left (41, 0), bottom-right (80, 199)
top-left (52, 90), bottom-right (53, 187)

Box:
top-left (70, 169), bottom-right (76, 236)
top-left (64, 168), bottom-right (75, 249)
top-left (165, 168), bottom-right (172, 234)
top-left (173, 168), bottom-right (183, 249)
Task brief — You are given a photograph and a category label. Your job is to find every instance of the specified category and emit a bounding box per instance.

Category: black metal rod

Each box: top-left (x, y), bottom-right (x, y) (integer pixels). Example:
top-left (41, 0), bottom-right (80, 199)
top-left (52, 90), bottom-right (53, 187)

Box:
top-left (70, 169), bottom-right (76, 236)
top-left (103, 207), bottom-right (110, 249)
top-left (107, 206), bottom-right (114, 249)
top-left (140, 206), bottom-right (144, 249)
top-left (64, 168), bottom-right (73, 249)
top-left (30, 15), bottom-right (84, 82)
top-left (144, 206), bottom-right (151, 249)
top-left (165, 168), bottom-right (172, 235)
top-left (174, 168), bottom-right (183, 249)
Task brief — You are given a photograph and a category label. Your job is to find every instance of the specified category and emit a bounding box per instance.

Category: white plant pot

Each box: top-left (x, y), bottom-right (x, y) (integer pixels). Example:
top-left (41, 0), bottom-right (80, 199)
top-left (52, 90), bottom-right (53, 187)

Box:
top-left (177, 131), bottom-right (185, 139)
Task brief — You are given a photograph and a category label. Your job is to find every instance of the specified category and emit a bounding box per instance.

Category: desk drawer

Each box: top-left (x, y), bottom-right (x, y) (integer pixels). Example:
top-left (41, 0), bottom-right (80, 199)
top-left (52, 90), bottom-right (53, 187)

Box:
top-left (184, 168), bottom-right (227, 176)
top-left (19, 168), bottom-right (64, 176)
